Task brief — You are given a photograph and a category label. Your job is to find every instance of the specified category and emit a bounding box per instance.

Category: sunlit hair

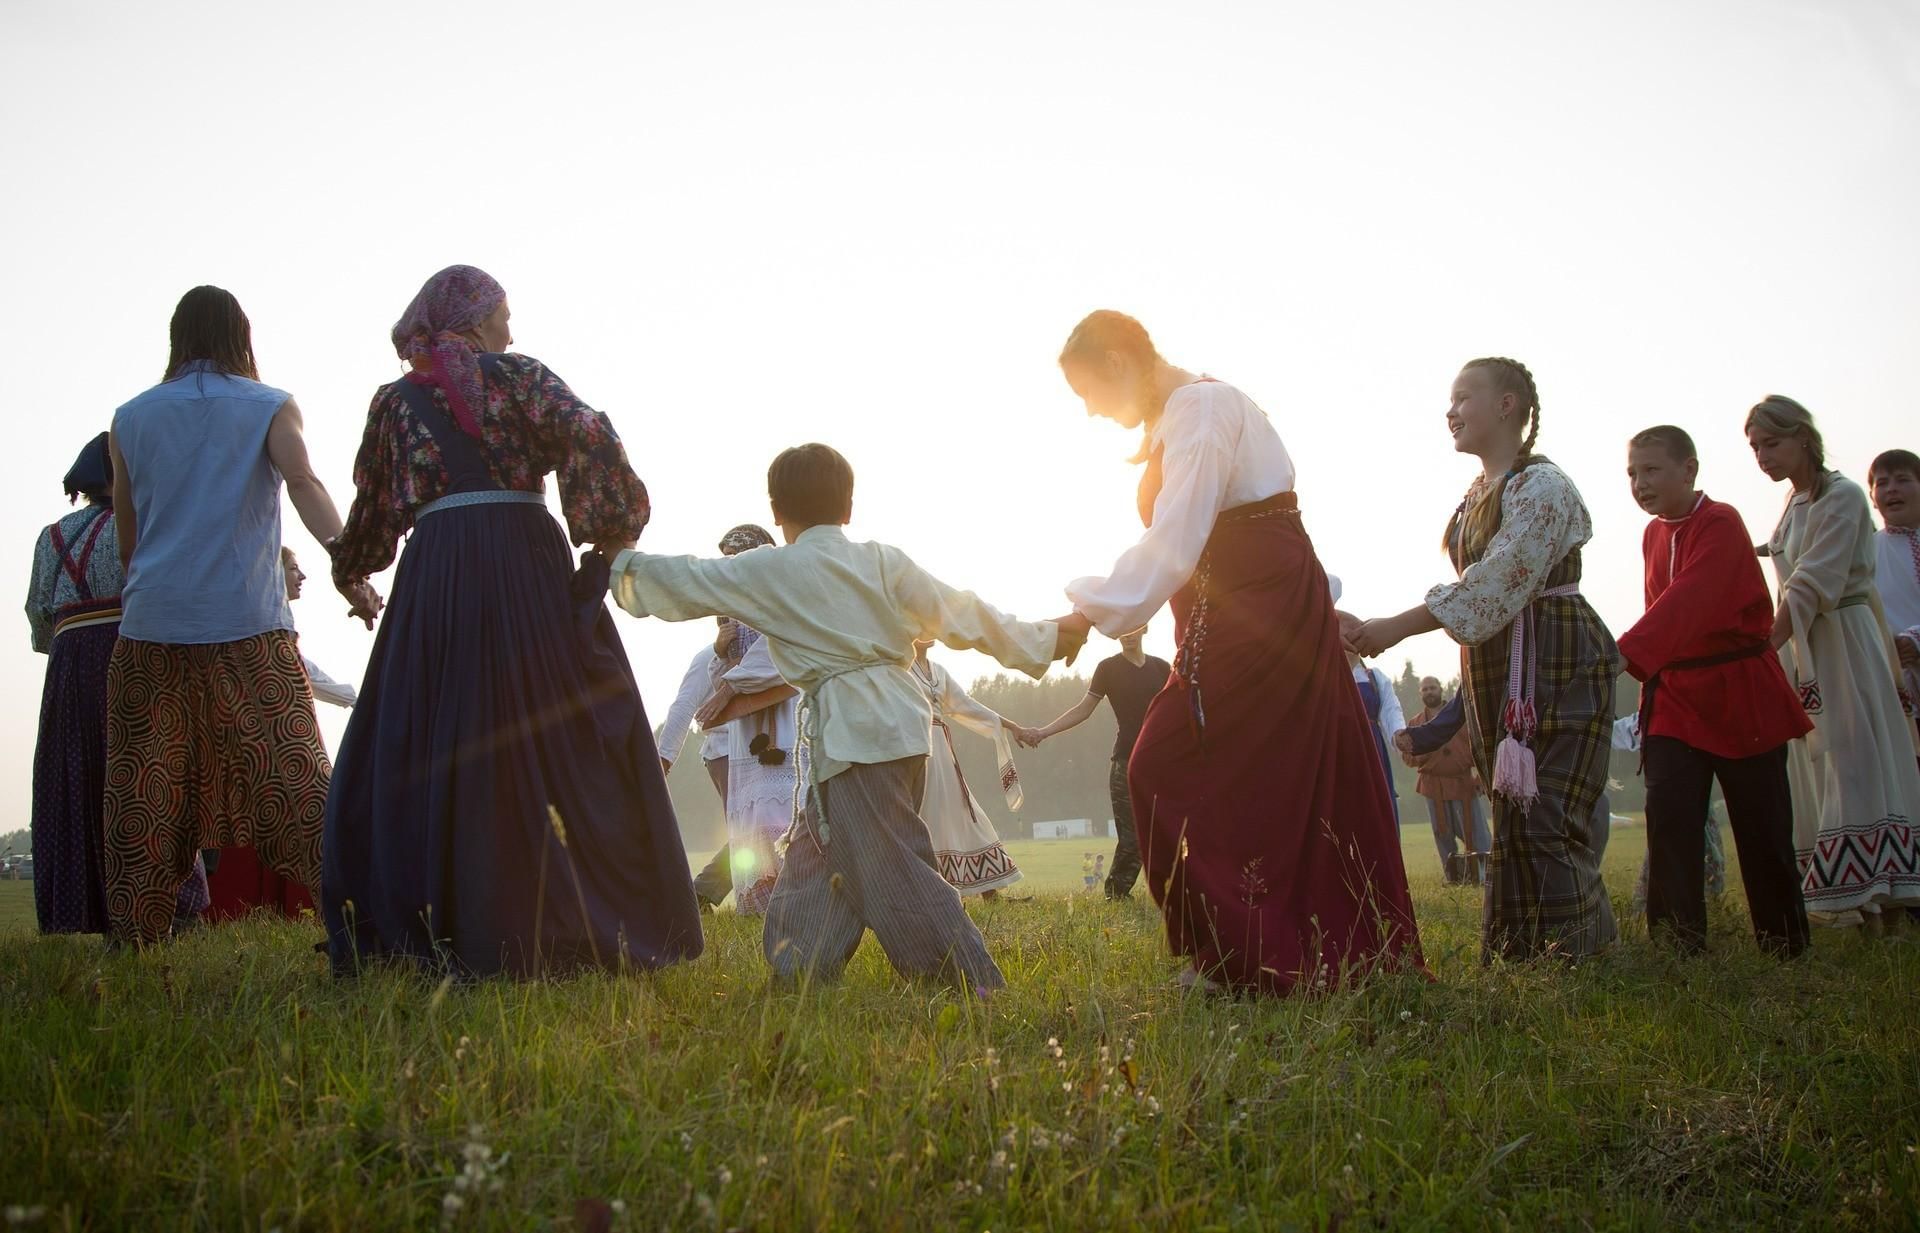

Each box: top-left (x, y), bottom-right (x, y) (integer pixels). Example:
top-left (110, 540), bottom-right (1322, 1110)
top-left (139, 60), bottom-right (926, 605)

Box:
top-left (165, 285), bottom-right (259, 382)
top-left (1869, 448), bottom-right (1920, 483)
top-left (1630, 424), bottom-right (1697, 463)
top-left (1443, 357), bottom-right (1543, 561)
top-left (1060, 310), bottom-right (1167, 463)
top-left (1744, 395), bottom-right (1830, 499)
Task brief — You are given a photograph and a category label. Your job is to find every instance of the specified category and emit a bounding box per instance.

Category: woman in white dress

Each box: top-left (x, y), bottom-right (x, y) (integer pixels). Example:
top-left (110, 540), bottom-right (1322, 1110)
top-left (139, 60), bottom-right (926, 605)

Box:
top-left (911, 641), bottom-right (1024, 898)
top-left (1747, 396), bottom-right (1920, 926)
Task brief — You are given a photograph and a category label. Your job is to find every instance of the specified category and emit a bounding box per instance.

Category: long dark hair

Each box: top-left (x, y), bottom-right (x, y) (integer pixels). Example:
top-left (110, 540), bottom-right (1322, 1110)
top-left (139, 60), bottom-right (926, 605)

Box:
top-left (165, 286), bottom-right (260, 381)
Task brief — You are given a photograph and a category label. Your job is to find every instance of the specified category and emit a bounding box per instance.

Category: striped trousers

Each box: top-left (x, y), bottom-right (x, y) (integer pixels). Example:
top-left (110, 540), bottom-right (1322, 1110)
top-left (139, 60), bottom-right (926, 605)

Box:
top-left (764, 756), bottom-right (1003, 991)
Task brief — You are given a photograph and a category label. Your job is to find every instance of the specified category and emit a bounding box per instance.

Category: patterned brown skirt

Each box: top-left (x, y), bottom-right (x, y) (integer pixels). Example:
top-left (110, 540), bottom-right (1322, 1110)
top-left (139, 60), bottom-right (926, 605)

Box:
top-left (103, 630), bottom-right (329, 944)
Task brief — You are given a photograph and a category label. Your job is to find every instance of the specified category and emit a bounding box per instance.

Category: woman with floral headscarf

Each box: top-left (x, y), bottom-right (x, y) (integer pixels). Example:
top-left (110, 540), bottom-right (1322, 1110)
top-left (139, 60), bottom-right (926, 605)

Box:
top-left (323, 265), bottom-right (701, 977)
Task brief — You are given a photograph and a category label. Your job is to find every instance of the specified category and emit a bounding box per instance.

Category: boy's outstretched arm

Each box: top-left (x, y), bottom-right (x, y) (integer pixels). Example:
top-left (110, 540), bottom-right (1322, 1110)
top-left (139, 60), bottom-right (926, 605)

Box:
top-left (893, 552), bottom-right (1058, 678)
top-left (609, 549), bottom-right (779, 631)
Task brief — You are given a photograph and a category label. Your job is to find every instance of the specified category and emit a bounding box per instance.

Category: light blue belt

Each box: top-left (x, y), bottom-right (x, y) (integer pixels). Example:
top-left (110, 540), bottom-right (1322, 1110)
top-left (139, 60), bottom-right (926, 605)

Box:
top-left (415, 490), bottom-right (545, 519)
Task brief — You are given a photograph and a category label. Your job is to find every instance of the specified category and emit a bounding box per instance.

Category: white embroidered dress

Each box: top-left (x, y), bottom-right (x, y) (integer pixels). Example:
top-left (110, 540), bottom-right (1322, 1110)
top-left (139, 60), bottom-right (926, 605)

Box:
top-left (1769, 475), bottom-right (1920, 919)
top-left (1874, 525), bottom-right (1920, 718)
top-left (719, 634), bottom-right (803, 914)
top-left (912, 658), bottom-right (1023, 895)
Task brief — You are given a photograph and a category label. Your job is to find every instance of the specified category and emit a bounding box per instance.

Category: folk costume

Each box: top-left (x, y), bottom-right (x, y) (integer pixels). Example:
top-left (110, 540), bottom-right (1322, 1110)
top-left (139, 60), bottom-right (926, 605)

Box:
top-left (1067, 379), bottom-right (1422, 994)
top-left (1617, 494), bottom-right (1811, 953)
top-left (609, 526), bottom-right (1058, 990)
top-left (322, 266), bottom-right (700, 978)
top-left (1766, 474), bottom-right (1920, 921)
top-left (106, 369), bottom-right (325, 945)
top-left (27, 436), bottom-right (209, 934)
top-left (1428, 459), bottom-right (1618, 962)
top-left (912, 655), bottom-right (1023, 896)
top-left (1405, 701), bottom-right (1490, 885)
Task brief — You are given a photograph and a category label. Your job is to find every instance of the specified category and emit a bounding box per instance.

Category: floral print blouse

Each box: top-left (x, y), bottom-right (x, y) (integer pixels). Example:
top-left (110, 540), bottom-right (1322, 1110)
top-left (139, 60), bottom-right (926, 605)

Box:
top-left (329, 354), bottom-right (648, 588)
top-left (1425, 460), bottom-right (1593, 647)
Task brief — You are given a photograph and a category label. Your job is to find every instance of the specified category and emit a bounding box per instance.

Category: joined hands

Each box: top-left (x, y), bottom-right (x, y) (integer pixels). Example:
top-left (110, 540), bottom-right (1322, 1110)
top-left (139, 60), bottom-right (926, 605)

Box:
top-left (1051, 611), bottom-right (1092, 667)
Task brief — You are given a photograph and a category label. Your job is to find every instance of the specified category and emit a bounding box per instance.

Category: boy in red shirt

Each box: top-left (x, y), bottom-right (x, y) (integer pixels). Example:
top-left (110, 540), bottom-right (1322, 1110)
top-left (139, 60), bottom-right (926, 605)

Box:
top-left (1618, 426), bottom-right (1812, 955)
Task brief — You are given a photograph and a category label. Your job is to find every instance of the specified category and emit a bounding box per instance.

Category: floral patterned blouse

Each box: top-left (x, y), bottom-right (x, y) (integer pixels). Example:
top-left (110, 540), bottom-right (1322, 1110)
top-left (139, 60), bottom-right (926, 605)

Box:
top-left (329, 353), bottom-right (648, 588)
top-left (1425, 460), bottom-right (1593, 647)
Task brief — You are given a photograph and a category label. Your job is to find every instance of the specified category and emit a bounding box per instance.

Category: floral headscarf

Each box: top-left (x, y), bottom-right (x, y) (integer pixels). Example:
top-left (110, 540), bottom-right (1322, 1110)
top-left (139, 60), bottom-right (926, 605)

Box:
top-left (718, 524), bottom-right (776, 556)
top-left (390, 265), bottom-right (506, 439)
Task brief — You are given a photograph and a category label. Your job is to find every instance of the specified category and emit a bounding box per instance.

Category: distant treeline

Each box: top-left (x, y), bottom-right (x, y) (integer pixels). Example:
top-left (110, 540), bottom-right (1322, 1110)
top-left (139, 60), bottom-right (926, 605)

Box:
top-left (659, 658), bottom-right (1647, 849)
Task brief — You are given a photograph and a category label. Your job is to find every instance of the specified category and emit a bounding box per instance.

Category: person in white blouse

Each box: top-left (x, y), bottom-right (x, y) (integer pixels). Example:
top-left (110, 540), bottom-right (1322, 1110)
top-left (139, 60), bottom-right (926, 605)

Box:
top-left (1053, 310), bottom-right (1423, 996)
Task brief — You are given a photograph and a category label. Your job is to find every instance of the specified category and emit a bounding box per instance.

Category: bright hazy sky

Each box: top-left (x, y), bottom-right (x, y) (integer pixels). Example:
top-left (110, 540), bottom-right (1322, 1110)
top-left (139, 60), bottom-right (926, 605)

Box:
top-left (3, 1), bottom-right (1916, 835)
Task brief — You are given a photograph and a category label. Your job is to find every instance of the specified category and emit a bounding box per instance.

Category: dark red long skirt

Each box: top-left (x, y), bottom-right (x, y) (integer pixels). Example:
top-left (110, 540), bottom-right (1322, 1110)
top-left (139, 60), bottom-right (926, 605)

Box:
top-left (1127, 497), bottom-right (1424, 994)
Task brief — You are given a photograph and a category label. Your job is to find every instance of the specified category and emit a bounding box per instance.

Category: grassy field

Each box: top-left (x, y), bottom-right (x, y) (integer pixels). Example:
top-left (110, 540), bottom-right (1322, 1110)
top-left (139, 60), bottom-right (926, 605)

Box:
top-left (1, 826), bottom-right (1916, 1232)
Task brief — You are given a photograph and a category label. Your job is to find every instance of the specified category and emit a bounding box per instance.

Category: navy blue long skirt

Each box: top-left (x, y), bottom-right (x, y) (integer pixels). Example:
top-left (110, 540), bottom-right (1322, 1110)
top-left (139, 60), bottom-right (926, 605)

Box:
top-left (32, 620), bottom-right (209, 933)
top-left (322, 503), bottom-right (703, 977)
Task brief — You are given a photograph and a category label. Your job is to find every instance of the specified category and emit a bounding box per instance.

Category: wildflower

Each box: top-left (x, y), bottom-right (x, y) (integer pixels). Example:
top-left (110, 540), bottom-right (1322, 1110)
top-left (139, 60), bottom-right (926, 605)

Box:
top-left (1343, 1165), bottom-right (1354, 1178)
top-left (1399, 1010), bottom-right (1413, 1022)
top-left (611, 1200), bottom-right (627, 1215)
top-left (756, 1155), bottom-right (769, 1169)
top-left (716, 1166), bottom-right (733, 1187)
top-left (442, 1193), bottom-right (464, 1216)
top-left (681, 1132), bottom-right (695, 1154)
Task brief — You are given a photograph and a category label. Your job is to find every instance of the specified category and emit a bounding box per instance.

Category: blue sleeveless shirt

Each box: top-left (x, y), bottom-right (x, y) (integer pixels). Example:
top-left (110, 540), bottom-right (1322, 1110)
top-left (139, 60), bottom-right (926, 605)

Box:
top-left (112, 360), bottom-right (295, 644)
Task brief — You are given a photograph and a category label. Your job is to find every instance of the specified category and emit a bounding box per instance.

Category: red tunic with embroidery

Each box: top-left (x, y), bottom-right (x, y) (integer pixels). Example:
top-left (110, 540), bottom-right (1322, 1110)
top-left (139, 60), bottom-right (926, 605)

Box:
top-left (1616, 495), bottom-right (1812, 759)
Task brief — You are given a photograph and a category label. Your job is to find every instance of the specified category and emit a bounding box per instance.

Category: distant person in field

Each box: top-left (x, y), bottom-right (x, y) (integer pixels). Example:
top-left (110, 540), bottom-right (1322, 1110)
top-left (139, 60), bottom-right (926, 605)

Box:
top-left (1616, 424), bottom-right (1810, 955)
top-left (606, 443), bottom-right (1083, 991)
top-left (1026, 626), bottom-right (1171, 899)
top-left (1749, 398), bottom-right (1920, 927)
top-left (1398, 676), bottom-right (1490, 885)
top-left (1866, 448), bottom-right (1920, 759)
top-left (910, 639), bottom-right (1025, 899)
top-left (1058, 310), bottom-right (1421, 994)
top-left (1081, 851), bottom-right (1098, 892)
top-left (26, 433), bottom-right (208, 935)
top-left (1350, 357), bottom-right (1618, 963)
top-left (323, 264), bottom-right (701, 978)
top-left (104, 287), bottom-right (362, 946)
top-left (693, 524), bottom-right (804, 916)
top-left (203, 546), bottom-right (353, 923)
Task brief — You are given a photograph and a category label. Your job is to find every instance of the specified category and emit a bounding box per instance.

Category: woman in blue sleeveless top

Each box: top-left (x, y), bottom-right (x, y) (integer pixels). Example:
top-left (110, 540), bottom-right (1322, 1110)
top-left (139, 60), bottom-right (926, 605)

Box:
top-left (105, 287), bottom-right (367, 946)
top-left (26, 435), bottom-right (209, 934)
top-left (323, 265), bottom-right (701, 978)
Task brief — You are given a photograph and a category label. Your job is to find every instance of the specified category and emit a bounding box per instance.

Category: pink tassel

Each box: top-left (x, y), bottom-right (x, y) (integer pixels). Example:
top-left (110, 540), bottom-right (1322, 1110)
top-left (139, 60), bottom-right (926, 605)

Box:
top-left (1493, 733), bottom-right (1539, 810)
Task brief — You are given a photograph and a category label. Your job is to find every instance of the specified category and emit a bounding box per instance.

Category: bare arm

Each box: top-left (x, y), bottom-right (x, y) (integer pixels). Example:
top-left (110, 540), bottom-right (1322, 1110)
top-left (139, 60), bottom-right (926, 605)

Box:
top-left (108, 431), bottom-right (135, 574)
top-left (266, 397), bottom-right (345, 544)
top-left (1032, 692), bottom-right (1102, 741)
top-left (266, 398), bottom-right (382, 627)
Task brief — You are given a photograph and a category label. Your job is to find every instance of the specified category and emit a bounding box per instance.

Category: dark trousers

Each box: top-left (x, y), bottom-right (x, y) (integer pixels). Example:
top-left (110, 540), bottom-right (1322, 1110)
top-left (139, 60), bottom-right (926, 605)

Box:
top-left (691, 756), bottom-right (733, 908)
top-left (1105, 756), bottom-right (1142, 898)
top-left (1644, 736), bottom-right (1808, 956)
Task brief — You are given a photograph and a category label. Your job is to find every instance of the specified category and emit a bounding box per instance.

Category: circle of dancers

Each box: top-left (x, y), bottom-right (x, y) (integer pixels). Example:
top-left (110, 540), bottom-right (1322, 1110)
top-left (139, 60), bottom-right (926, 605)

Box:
top-left (21, 271), bottom-right (1920, 993)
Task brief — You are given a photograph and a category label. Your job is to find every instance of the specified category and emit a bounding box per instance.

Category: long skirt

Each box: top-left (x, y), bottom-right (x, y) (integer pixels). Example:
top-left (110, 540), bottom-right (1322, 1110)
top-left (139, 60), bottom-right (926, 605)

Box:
top-left (1460, 592), bottom-right (1619, 961)
top-left (205, 845), bottom-right (314, 921)
top-left (1780, 604), bottom-right (1920, 919)
top-left (923, 724), bottom-right (1022, 896)
top-left (1128, 501), bottom-right (1423, 994)
top-left (103, 630), bottom-right (324, 943)
top-left (322, 502), bottom-right (703, 978)
top-left (34, 621), bottom-right (208, 932)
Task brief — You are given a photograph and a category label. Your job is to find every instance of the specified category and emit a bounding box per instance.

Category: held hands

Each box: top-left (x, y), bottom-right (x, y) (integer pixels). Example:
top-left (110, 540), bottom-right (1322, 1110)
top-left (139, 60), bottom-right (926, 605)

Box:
top-left (1344, 614), bottom-right (1404, 660)
top-left (694, 682), bottom-right (737, 730)
top-left (1011, 725), bottom-right (1045, 749)
top-left (338, 578), bottom-right (384, 630)
top-left (1050, 612), bottom-right (1093, 667)
top-left (593, 538), bottom-right (636, 560)
top-left (1896, 632), bottom-right (1919, 669)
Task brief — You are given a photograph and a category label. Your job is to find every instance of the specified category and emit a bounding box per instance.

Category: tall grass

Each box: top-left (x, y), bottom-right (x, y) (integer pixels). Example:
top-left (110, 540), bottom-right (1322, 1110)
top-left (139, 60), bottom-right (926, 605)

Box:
top-left (0, 834), bottom-right (1915, 1231)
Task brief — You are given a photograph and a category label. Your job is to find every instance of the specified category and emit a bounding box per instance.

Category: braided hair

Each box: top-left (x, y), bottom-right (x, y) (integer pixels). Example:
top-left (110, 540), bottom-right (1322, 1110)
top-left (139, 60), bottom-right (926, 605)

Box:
top-left (1443, 356), bottom-right (1543, 561)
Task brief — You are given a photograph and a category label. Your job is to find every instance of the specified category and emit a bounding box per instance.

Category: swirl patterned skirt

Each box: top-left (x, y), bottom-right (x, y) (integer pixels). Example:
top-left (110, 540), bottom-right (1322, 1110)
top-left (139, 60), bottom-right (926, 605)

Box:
top-left (101, 630), bottom-right (326, 944)
top-left (34, 620), bottom-right (210, 933)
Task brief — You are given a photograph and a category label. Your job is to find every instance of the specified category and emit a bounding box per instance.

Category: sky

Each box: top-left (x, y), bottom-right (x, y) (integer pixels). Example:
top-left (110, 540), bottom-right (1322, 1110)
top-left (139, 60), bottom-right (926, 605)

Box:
top-left (2, 0), bottom-right (1916, 835)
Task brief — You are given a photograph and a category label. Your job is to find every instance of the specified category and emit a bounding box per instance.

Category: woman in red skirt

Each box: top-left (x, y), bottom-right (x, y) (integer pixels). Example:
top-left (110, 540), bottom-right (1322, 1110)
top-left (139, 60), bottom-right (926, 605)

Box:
top-left (1055, 311), bottom-right (1422, 994)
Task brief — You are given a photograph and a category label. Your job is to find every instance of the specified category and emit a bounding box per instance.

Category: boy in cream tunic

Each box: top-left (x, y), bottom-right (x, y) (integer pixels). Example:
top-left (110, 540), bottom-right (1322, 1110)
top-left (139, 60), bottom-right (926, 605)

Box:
top-left (609, 444), bottom-right (1084, 990)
